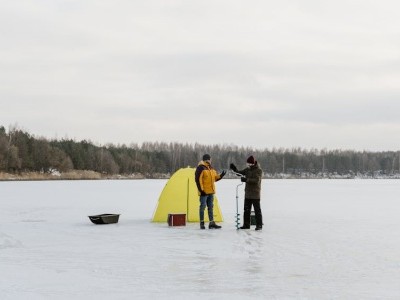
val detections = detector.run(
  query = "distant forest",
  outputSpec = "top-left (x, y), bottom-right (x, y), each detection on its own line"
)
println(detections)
top-left (1, 125), bottom-right (400, 178)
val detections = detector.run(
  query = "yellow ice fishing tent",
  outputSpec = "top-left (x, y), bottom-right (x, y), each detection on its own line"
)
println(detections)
top-left (152, 167), bottom-right (224, 222)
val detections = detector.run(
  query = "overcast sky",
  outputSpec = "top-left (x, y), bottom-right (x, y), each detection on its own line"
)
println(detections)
top-left (1, 1), bottom-right (400, 151)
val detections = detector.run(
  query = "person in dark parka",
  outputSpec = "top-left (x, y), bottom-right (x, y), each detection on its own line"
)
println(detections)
top-left (230, 155), bottom-right (263, 230)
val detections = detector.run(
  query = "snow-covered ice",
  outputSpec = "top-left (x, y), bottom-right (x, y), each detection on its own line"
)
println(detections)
top-left (1, 179), bottom-right (400, 299)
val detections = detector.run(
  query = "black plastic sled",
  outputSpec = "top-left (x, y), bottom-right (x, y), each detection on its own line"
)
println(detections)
top-left (88, 214), bottom-right (120, 224)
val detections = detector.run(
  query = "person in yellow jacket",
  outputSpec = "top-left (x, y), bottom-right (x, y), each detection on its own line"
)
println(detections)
top-left (195, 154), bottom-right (226, 229)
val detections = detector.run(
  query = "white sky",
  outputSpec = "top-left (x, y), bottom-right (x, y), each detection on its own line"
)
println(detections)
top-left (1, 0), bottom-right (400, 151)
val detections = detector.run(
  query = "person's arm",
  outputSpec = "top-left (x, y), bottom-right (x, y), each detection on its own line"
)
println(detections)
top-left (230, 163), bottom-right (245, 176)
top-left (195, 166), bottom-right (205, 194)
top-left (215, 170), bottom-right (226, 181)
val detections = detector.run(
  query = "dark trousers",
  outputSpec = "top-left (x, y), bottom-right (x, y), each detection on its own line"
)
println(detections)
top-left (243, 198), bottom-right (263, 228)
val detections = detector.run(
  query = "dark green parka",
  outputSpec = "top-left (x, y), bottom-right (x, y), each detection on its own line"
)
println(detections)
top-left (236, 162), bottom-right (263, 199)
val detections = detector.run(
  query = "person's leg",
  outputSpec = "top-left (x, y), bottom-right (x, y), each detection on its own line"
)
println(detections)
top-left (207, 194), bottom-right (221, 229)
top-left (199, 195), bottom-right (207, 229)
top-left (240, 198), bottom-right (252, 229)
top-left (206, 194), bottom-right (214, 221)
top-left (253, 199), bottom-right (263, 230)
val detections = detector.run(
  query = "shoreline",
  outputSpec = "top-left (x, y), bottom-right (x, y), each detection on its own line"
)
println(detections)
top-left (1, 171), bottom-right (400, 181)
top-left (0, 171), bottom-right (148, 181)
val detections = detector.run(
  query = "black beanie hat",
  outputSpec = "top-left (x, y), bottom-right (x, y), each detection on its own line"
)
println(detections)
top-left (203, 154), bottom-right (211, 161)
top-left (247, 155), bottom-right (255, 164)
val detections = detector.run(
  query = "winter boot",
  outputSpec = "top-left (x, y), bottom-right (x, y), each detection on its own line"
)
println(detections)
top-left (255, 226), bottom-right (262, 231)
top-left (200, 221), bottom-right (205, 229)
top-left (209, 221), bottom-right (221, 229)
top-left (239, 226), bottom-right (250, 229)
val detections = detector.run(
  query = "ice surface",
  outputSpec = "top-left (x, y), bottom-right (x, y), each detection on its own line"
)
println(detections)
top-left (1, 179), bottom-right (400, 299)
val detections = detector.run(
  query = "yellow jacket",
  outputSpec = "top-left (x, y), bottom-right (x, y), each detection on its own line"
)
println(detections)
top-left (195, 160), bottom-right (222, 195)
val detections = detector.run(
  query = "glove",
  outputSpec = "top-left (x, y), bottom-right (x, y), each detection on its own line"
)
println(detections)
top-left (229, 163), bottom-right (237, 172)
top-left (220, 170), bottom-right (226, 178)
top-left (241, 177), bottom-right (247, 182)
top-left (200, 190), bottom-right (207, 196)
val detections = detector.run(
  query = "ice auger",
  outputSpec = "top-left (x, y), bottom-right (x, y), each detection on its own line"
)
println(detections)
top-left (232, 170), bottom-right (244, 230)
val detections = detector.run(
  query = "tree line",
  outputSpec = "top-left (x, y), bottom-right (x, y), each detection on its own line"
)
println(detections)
top-left (1, 125), bottom-right (399, 178)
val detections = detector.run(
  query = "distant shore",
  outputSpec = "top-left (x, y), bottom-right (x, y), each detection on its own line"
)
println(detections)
top-left (1, 171), bottom-right (400, 181)
top-left (0, 171), bottom-right (148, 181)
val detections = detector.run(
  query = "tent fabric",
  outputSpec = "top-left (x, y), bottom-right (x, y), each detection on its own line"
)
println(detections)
top-left (152, 167), bottom-right (224, 222)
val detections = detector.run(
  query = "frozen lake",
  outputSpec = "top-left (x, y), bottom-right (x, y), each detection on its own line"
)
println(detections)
top-left (1, 179), bottom-right (400, 299)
